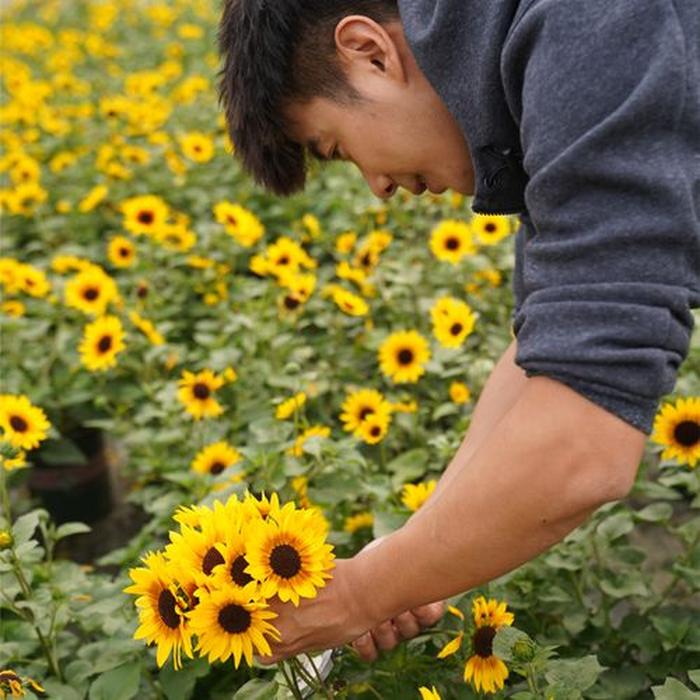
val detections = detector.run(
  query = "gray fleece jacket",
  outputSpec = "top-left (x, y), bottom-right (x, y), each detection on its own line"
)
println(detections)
top-left (398, 0), bottom-right (700, 434)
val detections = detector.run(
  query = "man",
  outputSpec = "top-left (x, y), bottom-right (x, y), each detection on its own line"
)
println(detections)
top-left (217, 0), bottom-right (700, 663)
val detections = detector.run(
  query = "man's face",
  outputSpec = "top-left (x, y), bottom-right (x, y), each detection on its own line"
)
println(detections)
top-left (283, 17), bottom-right (474, 200)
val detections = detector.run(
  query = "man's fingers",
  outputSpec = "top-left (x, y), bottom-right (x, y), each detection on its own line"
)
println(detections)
top-left (371, 620), bottom-right (400, 652)
top-left (412, 601), bottom-right (445, 627)
top-left (351, 631), bottom-right (378, 663)
top-left (392, 611), bottom-right (421, 640)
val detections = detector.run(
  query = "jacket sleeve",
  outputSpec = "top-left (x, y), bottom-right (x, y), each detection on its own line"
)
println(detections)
top-left (502, 0), bottom-right (700, 434)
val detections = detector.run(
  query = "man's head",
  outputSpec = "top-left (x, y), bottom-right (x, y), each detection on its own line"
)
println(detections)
top-left (217, 0), bottom-right (474, 198)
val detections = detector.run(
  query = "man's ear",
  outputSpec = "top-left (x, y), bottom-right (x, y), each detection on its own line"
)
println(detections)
top-left (334, 15), bottom-right (406, 84)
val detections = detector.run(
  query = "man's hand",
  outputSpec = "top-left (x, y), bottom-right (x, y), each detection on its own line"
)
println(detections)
top-left (349, 601), bottom-right (445, 662)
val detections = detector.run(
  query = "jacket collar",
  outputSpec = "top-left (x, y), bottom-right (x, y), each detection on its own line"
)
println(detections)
top-left (397, 0), bottom-right (528, 214)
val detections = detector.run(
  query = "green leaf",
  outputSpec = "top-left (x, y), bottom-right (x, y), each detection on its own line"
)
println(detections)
top-left (385, 448), bottom-right (429, 475)
top-left (11, 510), bottom-right (42, 546)
top-left (55, 522), bottom-right (92, 541)
top-left (689, 671), bottom-right (700, 690)
top-left (596, 513), bottom-right (634, 541)
top-left (372, 509), bottom-right (406, 538)
top-left (635, 503), bottom-right (674, 522)
top-left (652, 678), bottom-right (700, 699)
top-left (492, 626), bottom-right (532, 663)
top-left (651, 609), bottom-right (690, 650)
top-left (545, 656), bottom-right (605, 692)
top-left (33, 437), bottom-right (88, 466)
top-left (233, 679), bottom-right (280, 699)
top-left (88, 662), bottom-right (141, 700)
top-left (159, 658), bottom-right (209, 700)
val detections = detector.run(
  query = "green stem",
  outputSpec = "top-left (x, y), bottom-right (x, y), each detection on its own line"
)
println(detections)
top-left (279, 661), bottom-right (304, 700)
top-left (302, 653), bottom-right (334, 699)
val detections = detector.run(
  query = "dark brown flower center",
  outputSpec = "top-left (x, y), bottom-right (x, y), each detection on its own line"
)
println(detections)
top-left (158, 589), bottom-right (180, 629)
top-left (202, 546), bottom-right (225, 575)
top-left (9, 415), bottom-right (27, 432)
top-left (227, 215), bottom-right (237, 225)
top-left (397, 349), bottom-right (414, 365)
top-left (218, 603), bottom-right (251, 634)
top-left (83, 287), bottom-right (99, 301)
top-left (359, 407), bottom-right (374, 421)
top-left (284, 295), bottom-right (301, 310)
top-left (472, 625), bottom-right (496, 658)
top-left (119, 247), bottom-right (130, 257)
top-left (450, 323), bottom-right (463, 336)
top-left (137, 284), bottom-right (148, 298)
top-left (0, 671), bottom-right (21, 684)
top-left (193, 382), bottom-right (210, 400)
top-left (209, 461), bottom-right (226, 475)
top-left (674, 420), bottom-right (699, 447)
top-left (370, 426), bottom-right (381, 437)
top-left (277, 255), bottom-right (290, 266)
top-left (270, 543), bottom-right (302, 579)
top-left (484, 222), bottom-right (497, 233)
top-left (138, 210), bottom-right (154, 225)
top-left (97, 335), bottom-right (112, 353)
top-left (230, 554), bottom-right (253, 587)
top-left (445, 237), bottom-right (459, 251)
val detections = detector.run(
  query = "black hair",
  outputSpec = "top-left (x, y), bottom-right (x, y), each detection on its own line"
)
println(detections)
top-left (217, 0), bottom-right (398, 195)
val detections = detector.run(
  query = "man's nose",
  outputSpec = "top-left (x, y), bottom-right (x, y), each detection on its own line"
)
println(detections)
top-left (362, 171), bottom-right (397, 200)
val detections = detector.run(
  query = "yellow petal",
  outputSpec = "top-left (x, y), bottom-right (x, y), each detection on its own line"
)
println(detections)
top-left (437, 632), bottom-right (463, 659)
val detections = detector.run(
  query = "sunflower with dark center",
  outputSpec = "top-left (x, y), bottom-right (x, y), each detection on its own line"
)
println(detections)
top-left (378, 330), bottom-right (431, 384)
top-left (357, 412), bottom-right (390, 445)
top-left (123, 551), bottom-right (195, 670)
top-left (472, 214), bottom-right (512, 246)
top-left (429, 219), bottom-right (476, 264)
top-left (78, 315), bottom-right (126, 372)
top-left (213, 201), bottom-right (265, 247)
top-left (191, 441), bottom-right (243, 477)
top-left (463, 596), bottom-right (514, 694)
top-left (177, 369), bottom-right (225, 420)
top-left (121, 193), bottom-right (169, 237)
top-left (187, 584), bottom-right (280, 668)
top-left (246, 502), bottom-right (335, 606)
top-left (651, 396), bottom-right (700, 467)
top-left (340, 388), bottom-right (392, 435)
top-left (0, 394), bottom-right (51, 450)
top-left (431, 296), bottom-right (477, 349)
top-left (64, 265), bottom-right (119, 316)
top-left (107, 235), bottom-right (136, 268)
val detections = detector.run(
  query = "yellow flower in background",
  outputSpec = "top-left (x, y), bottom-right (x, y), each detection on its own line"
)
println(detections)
top-left (429, 220), bottom-right (475, 264)
top-left (121, 194), bottom-right (170, 237)
top-left (390, 399), bottom-right (419, 413)
top-left (65, 266), bottom-right (119, 316)
top-left (245, 502), bottom-right (335, 606)
top-left (340, 388), bottom-right (392, 435)
top-left (16, 263), bottom-right (51, 298)
top-left (78, 184), bottom-right (108, 213)
top-left (366, 229), bottom-right (393, 254)
top-left (278, 272), bottom-right (316, 303)
top-left (431, 296), bottom-right (477, 349)
top-left (0, 394), bottom-right (51, 450)
top-left (51, 255), bottom-right (95, 275)
top-left (301, 213), bottom-right (321, 239)
top-left (464, 597), bottom-right (514, 694)
top-left (651, 396), bottom-right (700, 467)
top-left (187, 584), bottom-right (280, 668)
top-left (356, 412), bottom-right (390, 444)
top-left (288, 425), bottom-right (331, 457)
top-left (401, 480), bottom-right (437, 512)
top-left (472, 214), bottom-right (512, 246)
top-left (123, 551), bottom-right (195, 670)
top-left (191, 441), bottom-right (242, 476)
top-left (128, 311), bottom-right (165, 346)
top-left (379, 330), bottom-right (431, 384)
top-left (1, 451), bottom-right (28, 472)
top-left (177, 23), bottom-right (205, 40)
top-left (177, 369), bottom-right (225, 420)
top-left (343, 511), bottom-right (374, 534)
top-left (107, 235), bottom-right (136, 268)
top-left (332, 287), bottom-right (369, 317)
top-left (179, 131), bottom-right (214, 163)
top-left (0, 669), bottom-right (45, 698)
top-left (449, 381), bottom-right (471, 404)
top-left (79, 315), bottom-right (126, 372)
top-left (418, 686), bottom-right (442, 700)
top-left (335, 231), bottom-right (357, 254)
top-left (155, 222), bottom-right (197, 252)
top-left (1, 300), bottom-right (25, 317)
top-left (213, 201), bottom-right (264, 248)
top-left (275, 392), bottom-right (307, 420)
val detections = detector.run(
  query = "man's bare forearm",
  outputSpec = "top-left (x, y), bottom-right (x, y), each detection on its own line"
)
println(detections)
top-left (349, 376), bottom-right (645, 622)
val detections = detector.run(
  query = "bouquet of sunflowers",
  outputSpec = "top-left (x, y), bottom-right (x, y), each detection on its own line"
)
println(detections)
top-left (124, 491), bottom-right (335, 695)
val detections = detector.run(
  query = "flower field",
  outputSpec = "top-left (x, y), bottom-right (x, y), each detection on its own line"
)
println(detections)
top-left (1, 1), bottom-right (699, 699)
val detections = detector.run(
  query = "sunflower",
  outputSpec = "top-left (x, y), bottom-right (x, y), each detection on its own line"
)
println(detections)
top-left (340, 388), bottom-right (392, 434)
top-left (472, 214), bottom-right (512, 246)
top-left (213, 201), bottom-right (264, 248)
top-left (335, 231), bottom-right (357, 254)
top-left (177, 369), bottom-right (224, 420)
top-left (78, 315), bottom-right (126, 372)
top-left (155, 222), bottom-right (197, 252)
top-left (449, 381), bottom-right (471, 404)
top-left (429, 220), bottom-right (475, 264)
top-left (241, 491), bottom-right (283, 524)
top-left (288, 425), bottom-right (331, 457)
top-left (188, 583), bottom-right (280, 668)
top-left (0, 395), bottom-right (51, 450)
top-left (64, 266), bottom-right (119, 316)
top-left (356, 412), bottom-right (390, 445)
top-left (431, 297), bottom-right (477, 349)
top-left (245, 502), bottom-right (335, 606)
top-left (107, 235), bottom-right (136, 268)
top-left (275, 392), bottom-right (307, 420)
top-left (418, 687), bottom-right (442, 700)
top-left (78, 184), bottom-right (109, 213)
top-left (343, 511), bottom-right (374, 534)
top-left (121, 194), bottom-right (169, 237)
top-left (128, 311), bottom-right (165, 345)
top-left (651, 396), bottom-right (700, 467)
top-left (378, 330), bottom-right (431, 384)
top-left (401, 481), bottom-right (437, 512)
top-left (332, 287), bottom-right (369, 317)
top-left (1, 300), bottom-right (25, 317)
top-left (179, 131), bottom-right (214, 163)
top-left (464, 596), bottom-right (514, 694)
top-left (191, 441), bottom-right (242, 476)
top-left (16, 263), bottom-right (51, 298)
top-left (123, 551), bottom-right (195, 670)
